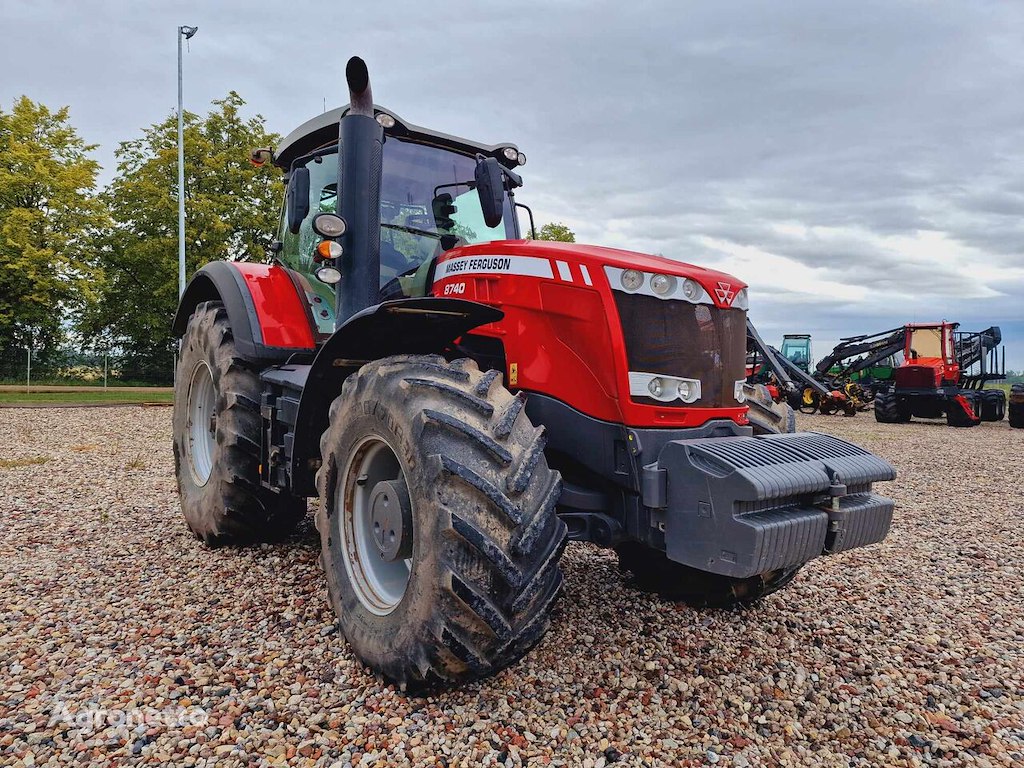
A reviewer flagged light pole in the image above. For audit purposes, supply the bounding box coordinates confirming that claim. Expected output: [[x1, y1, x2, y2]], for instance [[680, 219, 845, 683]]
[[177, 25, 198, 300]]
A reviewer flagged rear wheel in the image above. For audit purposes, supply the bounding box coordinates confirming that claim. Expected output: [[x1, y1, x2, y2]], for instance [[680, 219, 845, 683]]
[[946, 393, 981, 428], [979, 389, 1005, 422], [1009, 384, 1024, 429], [316, 355, 566, 688], [173, 301, 306, 546], [616, 542, 801, 608]]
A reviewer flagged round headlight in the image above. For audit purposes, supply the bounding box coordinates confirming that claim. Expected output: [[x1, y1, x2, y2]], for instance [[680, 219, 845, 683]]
[[648, 377, 664, 398], [312, 212, 347, 238], [503, 147, 519, 162], [650, 273, 677, 296], [315, 265, 342, 285], [621, 269, 644, 292], [375, 113, 396, 128], [677, 380, 693, 400], [516, 151, 527, 166], [682, 279, 701, 301]]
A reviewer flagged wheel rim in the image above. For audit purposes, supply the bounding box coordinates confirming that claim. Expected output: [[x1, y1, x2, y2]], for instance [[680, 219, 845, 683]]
[[338, 435, 413, 616], [185, 361, 217, 486]]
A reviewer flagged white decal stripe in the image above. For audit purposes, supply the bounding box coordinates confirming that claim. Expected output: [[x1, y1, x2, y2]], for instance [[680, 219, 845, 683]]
[[556, 260, 572, 282], [433, 255, 554, 281], [580, 264, 593, 286]]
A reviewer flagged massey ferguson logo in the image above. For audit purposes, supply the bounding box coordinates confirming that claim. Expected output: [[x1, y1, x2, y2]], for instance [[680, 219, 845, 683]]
[[714, 281, 735, 305]]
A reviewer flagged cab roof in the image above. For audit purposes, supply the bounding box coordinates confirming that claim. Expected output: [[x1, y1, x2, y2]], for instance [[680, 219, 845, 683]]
[[274, 104, 522, 172]]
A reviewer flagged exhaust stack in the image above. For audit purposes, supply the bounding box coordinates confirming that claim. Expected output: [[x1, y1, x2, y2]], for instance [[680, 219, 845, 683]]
[[335, 56, 384, 327]]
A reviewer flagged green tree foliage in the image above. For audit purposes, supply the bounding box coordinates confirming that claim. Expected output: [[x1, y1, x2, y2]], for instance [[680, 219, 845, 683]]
[[82, 93, 280, 381], [0, 97, 104, 371], [533, 222, 576, 242]]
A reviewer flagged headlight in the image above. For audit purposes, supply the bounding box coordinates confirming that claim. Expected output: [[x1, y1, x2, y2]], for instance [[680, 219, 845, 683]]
[[682, 279, 701, 301], [315, 265, 342, 284], [650, 274, 677, 296], [734, 380, 747, 403], [502, 146, 519, 162], [629, 372, 702, 404], [312, 212, 347, 238], [733, 288, 749, 310], [375, 113, 396, 128], [621, 269, 644, 292], [516, 151, 527, 166]]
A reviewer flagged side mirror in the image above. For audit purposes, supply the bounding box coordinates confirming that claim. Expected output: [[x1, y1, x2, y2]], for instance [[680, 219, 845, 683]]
[[286, 167, 310, 234], [474, 156, 505, 229]]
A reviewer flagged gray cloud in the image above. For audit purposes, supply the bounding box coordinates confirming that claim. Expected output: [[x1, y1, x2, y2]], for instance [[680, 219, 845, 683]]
[[2, 0, 1022, 366]]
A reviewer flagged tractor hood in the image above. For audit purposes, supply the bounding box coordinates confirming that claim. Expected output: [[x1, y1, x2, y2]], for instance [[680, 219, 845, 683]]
[[436, 240, 748, 311]]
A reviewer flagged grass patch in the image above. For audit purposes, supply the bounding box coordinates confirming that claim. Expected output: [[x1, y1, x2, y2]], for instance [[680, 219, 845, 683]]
[[0, 456, 50, 468], [126, 454, 147, 470], [0, 390, 174, 405]]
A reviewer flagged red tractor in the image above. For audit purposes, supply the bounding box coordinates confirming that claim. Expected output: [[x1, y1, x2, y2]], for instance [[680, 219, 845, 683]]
[[172, 58, 896, 688], [873, 322, 1006, 427]]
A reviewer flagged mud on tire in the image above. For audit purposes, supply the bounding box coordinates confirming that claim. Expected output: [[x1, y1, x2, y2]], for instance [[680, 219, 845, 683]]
[[173, 301, 307, 546], [315, 355, 566, 688]]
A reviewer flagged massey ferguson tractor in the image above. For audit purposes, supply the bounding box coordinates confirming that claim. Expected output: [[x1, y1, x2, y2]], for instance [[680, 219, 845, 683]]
[[873, 322, 1006, 427], [172, 58, 896, 688]]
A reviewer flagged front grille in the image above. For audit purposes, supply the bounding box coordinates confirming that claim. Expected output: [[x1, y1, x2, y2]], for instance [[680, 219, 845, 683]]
[[613, 293, 746, 407]]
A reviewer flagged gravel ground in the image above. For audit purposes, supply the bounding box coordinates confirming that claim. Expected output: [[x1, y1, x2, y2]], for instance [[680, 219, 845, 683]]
[[1, 407, 1022, 767]]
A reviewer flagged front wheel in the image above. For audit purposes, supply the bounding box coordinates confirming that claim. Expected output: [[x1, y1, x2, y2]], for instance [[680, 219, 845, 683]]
[[173, 301, 306, 546], [316, 355, 566, 688], [616, 543, 801, 608]]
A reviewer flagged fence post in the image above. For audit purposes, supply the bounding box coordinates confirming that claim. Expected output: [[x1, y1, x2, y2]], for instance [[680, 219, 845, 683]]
[[26, 347, 31, 394], [104, 354, 108, 390]]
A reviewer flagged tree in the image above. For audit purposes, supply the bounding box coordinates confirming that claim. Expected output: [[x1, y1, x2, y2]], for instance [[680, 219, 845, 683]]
[[533, 222, 576, 243], [0, 97, 104, 374], [83, 93, 281, 381]]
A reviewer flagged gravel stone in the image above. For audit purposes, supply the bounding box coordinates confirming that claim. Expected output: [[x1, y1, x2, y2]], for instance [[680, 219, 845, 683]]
[[1, 407, 1022, 766]]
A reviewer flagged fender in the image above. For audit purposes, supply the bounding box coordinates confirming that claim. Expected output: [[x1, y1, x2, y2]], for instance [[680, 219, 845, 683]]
[[172, 261, 317, 363], [288, 296, 503, 494]]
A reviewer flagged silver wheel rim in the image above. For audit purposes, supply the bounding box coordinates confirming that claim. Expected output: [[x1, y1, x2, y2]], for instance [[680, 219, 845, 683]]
[[338, 435, 412, 616], [185, 361, 217, 486]]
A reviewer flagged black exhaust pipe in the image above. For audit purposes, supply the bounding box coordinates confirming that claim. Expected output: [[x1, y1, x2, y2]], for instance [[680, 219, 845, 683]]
[[335, 56, 384, 327]]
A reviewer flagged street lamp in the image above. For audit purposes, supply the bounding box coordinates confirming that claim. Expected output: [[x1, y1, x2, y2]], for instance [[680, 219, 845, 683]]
[[177, 24, 198, 300]]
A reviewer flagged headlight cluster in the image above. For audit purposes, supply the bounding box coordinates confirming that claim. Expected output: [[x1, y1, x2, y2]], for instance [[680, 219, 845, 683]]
[[606, 267, 714, 305], [628, 372, 702, 404]]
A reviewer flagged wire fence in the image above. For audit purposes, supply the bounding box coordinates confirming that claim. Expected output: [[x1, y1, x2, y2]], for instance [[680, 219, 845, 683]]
[[0, 349, 176, 388]]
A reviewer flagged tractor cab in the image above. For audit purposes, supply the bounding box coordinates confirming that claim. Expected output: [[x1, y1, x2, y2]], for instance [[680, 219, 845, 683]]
[[780, 334, 812, 373], [897, 322, 959, 388], [271, 106, 526, 336]]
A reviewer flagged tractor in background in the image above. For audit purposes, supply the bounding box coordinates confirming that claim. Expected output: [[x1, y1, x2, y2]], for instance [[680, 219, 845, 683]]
[[780, 334, 813, 373], [873, 322, 1006, 427], [172, 57, 896, 688]]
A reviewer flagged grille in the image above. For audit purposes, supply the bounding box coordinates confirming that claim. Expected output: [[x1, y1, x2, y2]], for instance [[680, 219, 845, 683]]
[[613, 293, 746, 407]]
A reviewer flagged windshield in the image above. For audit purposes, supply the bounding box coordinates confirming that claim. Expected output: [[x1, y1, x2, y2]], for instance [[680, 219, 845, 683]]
[[279, 137, 518, 333], [908, 328, 943, 359]]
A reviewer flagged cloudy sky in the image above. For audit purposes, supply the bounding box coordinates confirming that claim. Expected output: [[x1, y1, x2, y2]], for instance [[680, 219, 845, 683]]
[[4, 0, 1023, 367]]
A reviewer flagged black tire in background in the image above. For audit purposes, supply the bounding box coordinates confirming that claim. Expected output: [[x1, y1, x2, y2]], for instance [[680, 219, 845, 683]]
[[1008, 384, 1024, 429], [978, 389, 1006, 422], [316, 355, 566, 688], [173, 301, 306, 546], [744, 384, 797, 435], [874, 390, 902, 423], [615, 542, 802, 609]]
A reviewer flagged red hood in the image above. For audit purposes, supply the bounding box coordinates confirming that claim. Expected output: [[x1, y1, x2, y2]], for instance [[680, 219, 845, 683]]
[[440, 239, 747, 302]]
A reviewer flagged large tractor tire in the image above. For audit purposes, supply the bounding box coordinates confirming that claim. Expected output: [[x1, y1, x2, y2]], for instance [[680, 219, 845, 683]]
[[316, 355, 566, 688], [743, 383, 796, 435], [173, 301, 307, 546], [978, 389, 1006, 422], [946, 393, 981, 428], [615, 542, 801, 609], [874, 390, 904, 423], [1009, 385, 1024, 429]]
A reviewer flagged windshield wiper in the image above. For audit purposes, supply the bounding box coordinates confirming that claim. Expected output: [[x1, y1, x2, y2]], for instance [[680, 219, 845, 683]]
[[381, 222, 442, 240]]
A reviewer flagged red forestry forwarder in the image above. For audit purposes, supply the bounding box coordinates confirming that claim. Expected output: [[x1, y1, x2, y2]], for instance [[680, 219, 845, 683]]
[[172, 58, 896, 687]]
